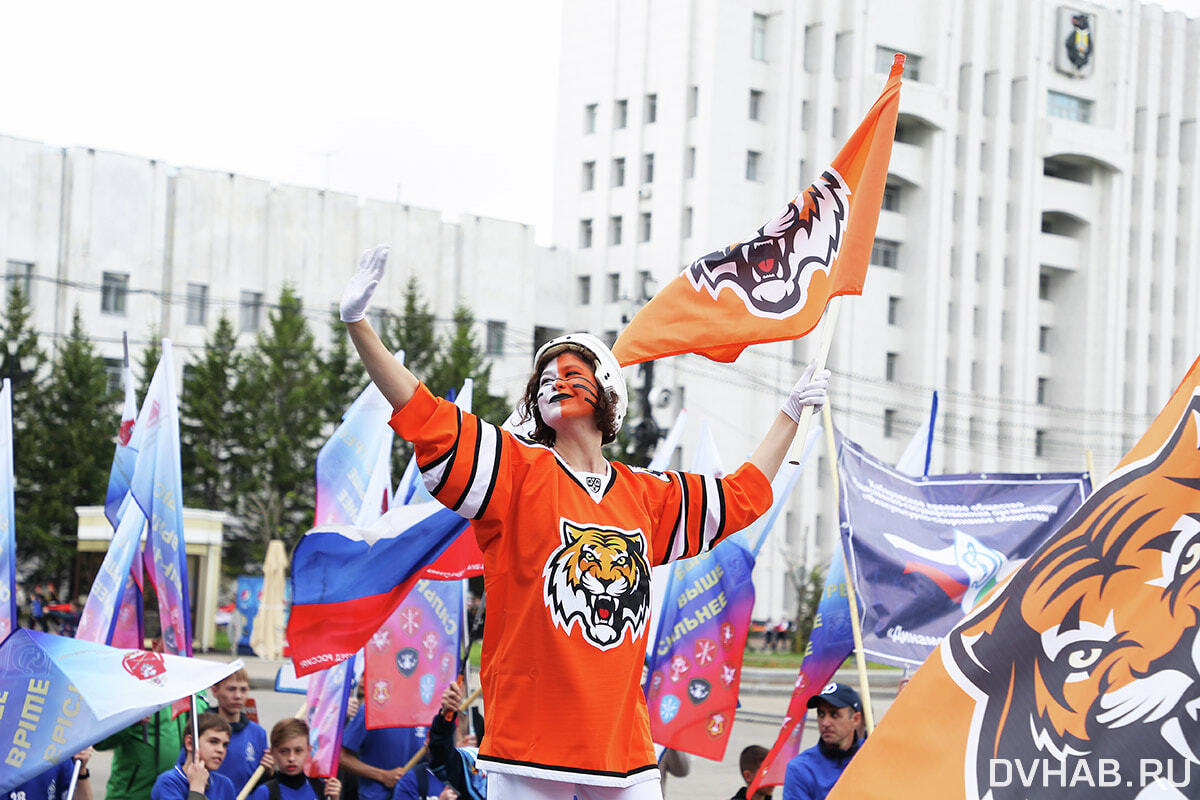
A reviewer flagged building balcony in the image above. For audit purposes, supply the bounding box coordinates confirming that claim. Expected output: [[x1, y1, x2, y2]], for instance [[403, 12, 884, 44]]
[[1037, 232, 1082, 270], [889, 141, 924, 186], [1040, 174, 1099, 221]]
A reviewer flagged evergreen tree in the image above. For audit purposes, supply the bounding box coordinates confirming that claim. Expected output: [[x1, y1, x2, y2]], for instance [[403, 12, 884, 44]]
[[319, 311, 366, 434], [384, 276, 438, 379], [428, 305, 509, 424], [0, 284, 48, 577], [23, 309, 116, 584], [238, 286, 326, 555], [137, 324, 162, 408], [180, 314, 242, 510]]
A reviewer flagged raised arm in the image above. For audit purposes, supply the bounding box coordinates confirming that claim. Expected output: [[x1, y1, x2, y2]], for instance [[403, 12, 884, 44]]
[[747, 360, 829, 481], [341, 245, 421, 410]]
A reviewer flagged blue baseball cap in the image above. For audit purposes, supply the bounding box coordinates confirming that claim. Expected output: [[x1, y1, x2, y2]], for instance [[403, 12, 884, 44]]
[[807, 682, 862, 712]]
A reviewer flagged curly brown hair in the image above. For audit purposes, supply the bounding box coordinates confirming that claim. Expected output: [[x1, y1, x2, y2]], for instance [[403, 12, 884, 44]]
[[518, 343, 620, 446]]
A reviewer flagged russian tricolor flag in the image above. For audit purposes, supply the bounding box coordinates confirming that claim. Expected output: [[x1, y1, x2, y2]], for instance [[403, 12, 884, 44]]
[[288, 500, 471, 676]]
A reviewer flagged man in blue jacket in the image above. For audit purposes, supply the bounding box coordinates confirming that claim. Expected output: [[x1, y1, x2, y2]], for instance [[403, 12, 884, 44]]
[[782, 683, 864, 800]]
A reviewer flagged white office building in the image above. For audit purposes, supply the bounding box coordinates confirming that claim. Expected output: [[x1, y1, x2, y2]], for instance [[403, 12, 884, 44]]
[[553, 0, 1200, 620]]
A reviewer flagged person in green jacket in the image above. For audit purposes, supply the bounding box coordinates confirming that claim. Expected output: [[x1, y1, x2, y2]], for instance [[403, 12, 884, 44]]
[[96, 699, 211, 800]]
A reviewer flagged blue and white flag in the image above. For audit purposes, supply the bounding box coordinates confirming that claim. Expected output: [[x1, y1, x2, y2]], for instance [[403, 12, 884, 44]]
[[104, 333, 138, 529], [130, 340, 191, 656], [838, 434, 1091, 666], [0, 380, 15, 640], [894, 390, 937, 477], [0, 629, 239, 793], [76, 505, 145, 645]]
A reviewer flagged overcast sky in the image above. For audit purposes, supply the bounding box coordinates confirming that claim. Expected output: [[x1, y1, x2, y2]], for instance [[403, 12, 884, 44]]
[[3, 1, 1198, 248], [1, 1, 563, 238]]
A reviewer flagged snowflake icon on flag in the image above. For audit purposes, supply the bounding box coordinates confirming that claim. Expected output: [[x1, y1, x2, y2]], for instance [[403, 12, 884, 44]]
[[695, 638, 716, 665], [669, 655, 690, 683], [370, 629, 391, 651], [399, 608, 422, 635]]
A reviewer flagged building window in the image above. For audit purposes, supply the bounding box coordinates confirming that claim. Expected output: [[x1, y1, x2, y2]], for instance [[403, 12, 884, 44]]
[[644, 93, 657, 124], [5, 260, 33, 299], [871, 239, 900, 268], [832, 107, 842, 137], [609, 215, 623, 246], [584, 103, 598, 134], [606, 273, 620, 303], [682, 207, 694, 238], [239, 290, 263, 333], [611, 157, 626, 187], [1037, 377, 1048, 405], [1034, 429, 1047, 458], [751, 12, 768, 61], [803, 24, 819, 72], [639, 212, 652, 243], [485, 320, 506, 356], [746, 150, 762, 181], [579, 219, 593, 249], [887, 296, 900, 325], [1047, 90, 1093, 124], [885, 352, 898, 382], [642, 153, 655, 184], [1038, 325, 1051, 353], [883, 408, 897, 438], [749, 89, 764, 121], [1039, 271, 1051, 300], [801, 100, 812, 131], [875, 46, 921, 81], [687, 85, 699, 118], [103, 358, 123, 396], [636, 269, 653, 302], [685, 147, 696, 179], [614, 99, 629, 129], [881, 182, 901, 212], [581, 161, 595, 191], [186, 282, 208, 326], [101, 272, 129, 316], [577, 275, 592, 305]]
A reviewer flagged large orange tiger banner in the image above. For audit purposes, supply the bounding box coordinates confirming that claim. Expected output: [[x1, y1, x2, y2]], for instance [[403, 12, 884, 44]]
[[829, 353, 1200, 800], [611, 55, 904, 367]]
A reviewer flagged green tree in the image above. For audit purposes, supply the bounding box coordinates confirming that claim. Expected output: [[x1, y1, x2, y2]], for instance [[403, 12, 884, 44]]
[[180, 314, 242, 510], [23, 309, 116, 584], [319, 311, 366, 434], [792, 564, 827, 655], [384, 276, 438, 379], [428, 305, 509, 424], [238, 286, 326, 555], [137, 324, 162, 408]]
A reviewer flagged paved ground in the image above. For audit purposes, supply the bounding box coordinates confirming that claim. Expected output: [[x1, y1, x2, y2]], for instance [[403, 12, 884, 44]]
[[86, 656, 900, 799]]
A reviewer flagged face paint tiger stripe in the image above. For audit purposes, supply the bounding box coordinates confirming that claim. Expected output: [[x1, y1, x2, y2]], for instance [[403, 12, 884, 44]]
[[542, 519, 651, 651]]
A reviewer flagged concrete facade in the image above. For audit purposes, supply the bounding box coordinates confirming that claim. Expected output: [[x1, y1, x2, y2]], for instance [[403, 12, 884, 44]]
[[553, 0, 1200, 620]]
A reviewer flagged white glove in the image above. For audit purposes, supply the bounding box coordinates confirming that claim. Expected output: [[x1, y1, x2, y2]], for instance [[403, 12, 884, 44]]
[[781, 359, 831, 423], [339, 244, 390, 323]]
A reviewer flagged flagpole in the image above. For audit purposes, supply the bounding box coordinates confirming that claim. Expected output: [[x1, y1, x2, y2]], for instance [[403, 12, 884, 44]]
[[64, 757, 82, 800], [1084, 449, 1096, 492], [786, 297, 843, 462], [820, 400, 875, 734], [394, 686, 484, 776]]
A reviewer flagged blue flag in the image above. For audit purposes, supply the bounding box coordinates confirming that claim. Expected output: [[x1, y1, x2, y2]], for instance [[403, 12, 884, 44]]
[[75, 506, 145, 645], [0, 629, 240, 792], [315, 379, 395, 527], [130, 340, 191, 656], [0, 381, 15, 640], [838, 434, 1091, 666]]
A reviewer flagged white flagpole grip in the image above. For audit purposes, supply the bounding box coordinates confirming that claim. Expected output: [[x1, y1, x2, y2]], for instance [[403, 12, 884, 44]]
[[787, 297, 843, 462], [64, 758, 83, 800]]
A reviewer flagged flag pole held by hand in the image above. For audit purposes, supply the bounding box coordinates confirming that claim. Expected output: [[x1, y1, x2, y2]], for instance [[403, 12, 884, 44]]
[[397, 686, 484, 776]]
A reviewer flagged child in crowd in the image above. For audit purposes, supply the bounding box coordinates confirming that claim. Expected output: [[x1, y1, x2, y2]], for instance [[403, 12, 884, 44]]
[[427, 683, 486, 800], [731, 745, 772, 799], [6, 748, 94, 800], [151, 713, 235, 800], [249, 719, 341, 800], [209, 669, 274, 792]]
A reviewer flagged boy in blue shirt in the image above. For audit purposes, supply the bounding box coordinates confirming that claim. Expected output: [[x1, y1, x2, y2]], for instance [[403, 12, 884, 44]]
[[210, 668, 273, 793], [6, 748, 93, 800], [151, 713, 236, 800], [249, 719, 341, 800]]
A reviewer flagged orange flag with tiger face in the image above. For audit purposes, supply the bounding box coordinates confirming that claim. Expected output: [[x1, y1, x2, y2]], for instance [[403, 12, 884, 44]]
[[828, 353, 1200, 800], [611, 55, 904, 367]]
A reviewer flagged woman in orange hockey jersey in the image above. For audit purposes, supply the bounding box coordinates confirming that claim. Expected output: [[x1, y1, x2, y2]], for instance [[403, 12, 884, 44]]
[[340, 245, 828, 800]]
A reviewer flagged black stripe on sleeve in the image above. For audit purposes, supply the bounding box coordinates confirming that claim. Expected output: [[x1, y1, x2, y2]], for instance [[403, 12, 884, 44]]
[[714, 478, 728, 544], [428, 407, 462, 497], [450, 416, 485, 513], [677, 473, 692, 560], [475, 428, 505, 520]]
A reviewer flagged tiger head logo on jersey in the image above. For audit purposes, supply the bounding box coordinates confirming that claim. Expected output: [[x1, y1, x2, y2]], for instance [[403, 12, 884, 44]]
[[685, 169, 850, 320], [543, 519, 651, 650], [946, 396, 1200, 799]]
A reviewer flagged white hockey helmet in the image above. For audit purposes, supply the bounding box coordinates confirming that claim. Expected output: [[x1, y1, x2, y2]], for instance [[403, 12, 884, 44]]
[[533, 332, 628, 441]]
